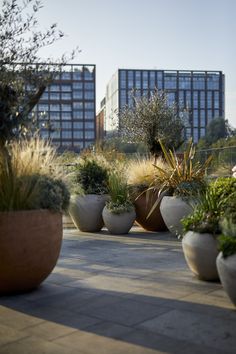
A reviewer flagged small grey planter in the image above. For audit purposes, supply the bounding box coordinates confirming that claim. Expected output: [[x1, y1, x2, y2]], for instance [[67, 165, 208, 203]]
[[217, 252, 236, 306], [69, 194, 107, 232], [102, 206, 136, 234], [160, 196, 193, 237], [182, 231, 219, 281]]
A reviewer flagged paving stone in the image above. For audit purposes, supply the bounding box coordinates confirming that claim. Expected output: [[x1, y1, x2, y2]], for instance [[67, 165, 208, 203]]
[[0, 323, 28, 347], [138, 308, 236, 352]]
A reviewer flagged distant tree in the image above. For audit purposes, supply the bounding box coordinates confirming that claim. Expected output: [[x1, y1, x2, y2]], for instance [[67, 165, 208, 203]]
[[118, 90, 184, 160], [0, 0, 78, 146], [197, 117, 235, 149]]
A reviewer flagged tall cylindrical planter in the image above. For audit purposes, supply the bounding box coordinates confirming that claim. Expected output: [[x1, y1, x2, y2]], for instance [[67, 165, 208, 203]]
[[160, 196, 193, 237], [0, 210, 62, 294], [217, 252, 236, 306], [69, 194, 107, 232], [182, 231, 219, 281], [102, 206, 136, 234], [134, 190, 167, 232]]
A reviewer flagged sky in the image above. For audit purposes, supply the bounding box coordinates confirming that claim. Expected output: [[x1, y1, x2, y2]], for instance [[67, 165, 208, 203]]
[[2, 0, 236, 125]]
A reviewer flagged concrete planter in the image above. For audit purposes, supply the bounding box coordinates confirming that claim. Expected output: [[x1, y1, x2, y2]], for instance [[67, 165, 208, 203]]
[[160, 196, 193, 237], [102, 206, 136, 234], [69, 194, 107, 232], [217, 252, 236, 306], [0, 210, 62, 294], [134, 190, 167, 232], [182, 231, 219, 281]]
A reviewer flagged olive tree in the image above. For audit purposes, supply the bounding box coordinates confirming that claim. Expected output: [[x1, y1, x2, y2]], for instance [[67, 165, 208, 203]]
[[118, 90, 184, 159], [0, 0, 77, 145]]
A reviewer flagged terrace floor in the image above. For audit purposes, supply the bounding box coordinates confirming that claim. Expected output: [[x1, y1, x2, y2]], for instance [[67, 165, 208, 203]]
[[0, 227, 236, 354]]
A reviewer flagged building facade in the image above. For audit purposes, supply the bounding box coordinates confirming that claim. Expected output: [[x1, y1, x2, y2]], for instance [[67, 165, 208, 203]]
[[34, 64, 96, 152], [105, 69, 225, 143], [96, 97, 106, 142]]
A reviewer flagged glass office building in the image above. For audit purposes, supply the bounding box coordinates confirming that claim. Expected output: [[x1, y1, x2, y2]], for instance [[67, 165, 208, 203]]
[[34, 64, 96, 152], [105, 69, 225, 143]]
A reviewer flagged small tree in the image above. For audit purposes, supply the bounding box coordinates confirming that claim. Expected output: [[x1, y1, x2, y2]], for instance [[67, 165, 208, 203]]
[[118, 90, 184, 160], [0, 0, 77, 145]]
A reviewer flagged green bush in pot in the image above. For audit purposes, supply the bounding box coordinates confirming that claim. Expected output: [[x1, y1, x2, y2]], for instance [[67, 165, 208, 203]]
[[68, 157, 110, 232]]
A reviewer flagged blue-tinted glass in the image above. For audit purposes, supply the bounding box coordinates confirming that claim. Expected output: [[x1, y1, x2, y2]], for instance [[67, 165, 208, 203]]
[[73, 91, 83, 99], [179, 91, 184, 108], [61, 72, 71, 80], [200, 91, 205, 108], [193, 76, 205, 90], [193, 128, 199, 143], [73, 71, 82, 80], [73, 111, 83, 119], [179, 76, 191, 89], [62, 104, 71, 111], [164, 74, 177, 89], [200, 110, 205, 126], [120, 71, 126, 89], [84, 91, 94, 100], [73, 131, 83, 139], [61, 93, 71, 100], [128, 71, 134, 89], [214, 92, 219, 109], [142, 71, 148, 89], [207, 92, 212, 108], [193, 92, 198, 108], [200, 128, 206, 137], [62, 121, 72, 129], [207, 75, 219, 90], [84, 82, 94, 90], [166, 92, 175, 106], [186, 91, 192, 108]]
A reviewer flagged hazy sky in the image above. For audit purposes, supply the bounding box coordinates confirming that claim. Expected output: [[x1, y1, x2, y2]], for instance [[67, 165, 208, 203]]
[[2, 0, 236, 125]]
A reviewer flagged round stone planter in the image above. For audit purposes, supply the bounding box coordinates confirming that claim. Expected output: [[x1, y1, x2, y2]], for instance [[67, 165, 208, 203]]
[[160, 196, 193, 237], [134, 190, 167, 232], [69, 194, 107, 232], [0, 209, 62, 294], [102, 206, 136, 234], [182, 231, 219, 281], [217, 252, 236, 306]]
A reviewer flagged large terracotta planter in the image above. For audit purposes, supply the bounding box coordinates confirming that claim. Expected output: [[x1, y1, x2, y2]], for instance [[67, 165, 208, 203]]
[[102, 206, 136, 234], [134, 190, 167, 232], [160, 196, 193, 237], [217, 252, 236, 306], [182, 231, 219, 281], [69, 194, 107, 232], [0, 209, 62, 294]]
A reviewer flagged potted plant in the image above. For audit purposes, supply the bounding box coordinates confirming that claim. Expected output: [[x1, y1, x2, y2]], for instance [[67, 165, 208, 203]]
[[127, 157, 168, 232], [103, 170, 136, 234], [181, 178, 236, 281], [68, 157, 109, 232], [149, 139, 211, 237], [0, 139, 70, 294], [217, 197, 236, 306]]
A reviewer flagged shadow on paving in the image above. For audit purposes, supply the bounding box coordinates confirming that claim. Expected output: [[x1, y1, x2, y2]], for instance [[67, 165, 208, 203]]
[[1, 229, 236, 353]]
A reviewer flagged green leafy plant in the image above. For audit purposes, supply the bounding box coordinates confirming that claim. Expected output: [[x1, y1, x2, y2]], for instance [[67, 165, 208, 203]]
[[71, 158, 109, 195], [182, 181, 236, 236], [106, 171, 133, 214], [146, 139, 211, 217]]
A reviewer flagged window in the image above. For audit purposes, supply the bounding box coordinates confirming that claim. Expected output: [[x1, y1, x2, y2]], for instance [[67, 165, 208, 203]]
[[73, 91, 83, 99], [200, 110, 205, 126], [84, 82, 94, 90], [73, 71, 82, 80], [186, 128, 192, 139], [73, 122, 83, 129], [50, 112, 60, 120], [207, 92, 212, 108], [186, 91, 192, 108], [51, 121, 60, 129], [200, 128, 206, 137], [84, 102, 94, 109], [178, 91, 184, 108], [166, 92, 175, 106], [200, 91, 205, 108], [142, 71, 148, 89], [214, 92, 219, 109], [193, 110, 198, 126], [73, 102, 83, 109], [50, 104, 60, 111], [164, 74, 177, 89], [120, 70, 126, 89], [61, 93, 71, 100], [85, 122, 94, 129], [61, 112, 72, 120], [85, 111, 94, 119], [61, 104, 71, 111], [157, 71, 163, 89], [50, 93, 60, 100], [62, 130, 72, 139], [61, 84, 71, 92], [61, 72, 71, 80], [193, 92, 198, 109], [73, 111, 83, 119], [62, 121, 72, 129], [73, 131, 83, 139], [84, 91, 94, 100], [193, 76, 205, 90], [128, 71, 134, 89], [84, 67, 94, 81], [38, 104, 48, 112], [50, 84, 60, 91], [41, 92, 49, 100], [85, 131, 95, 139], [214, 109, 219, 118], [207, 75, 219, 90], [149, 71, 156, 89], [73, 82, 83, 89], [135, 71, 141, 89], [179, 76, 191, 90], [51, 130, 60, 139], [193, 128, 199, 143]]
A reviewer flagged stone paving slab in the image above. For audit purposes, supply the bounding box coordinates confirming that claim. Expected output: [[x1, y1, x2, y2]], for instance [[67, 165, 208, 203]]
[[0, 226, 236, 354]]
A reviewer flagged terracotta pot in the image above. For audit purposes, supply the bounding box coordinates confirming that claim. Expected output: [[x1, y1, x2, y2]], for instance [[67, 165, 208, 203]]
[[102, 206, 136, 234], [182, 231, 219, 281], [217, 252, 236, 306], [0, 209, 62, 294], [69, 194, 107, 232], [134, 190, 167, 232], [160, 196, 193, 237]]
